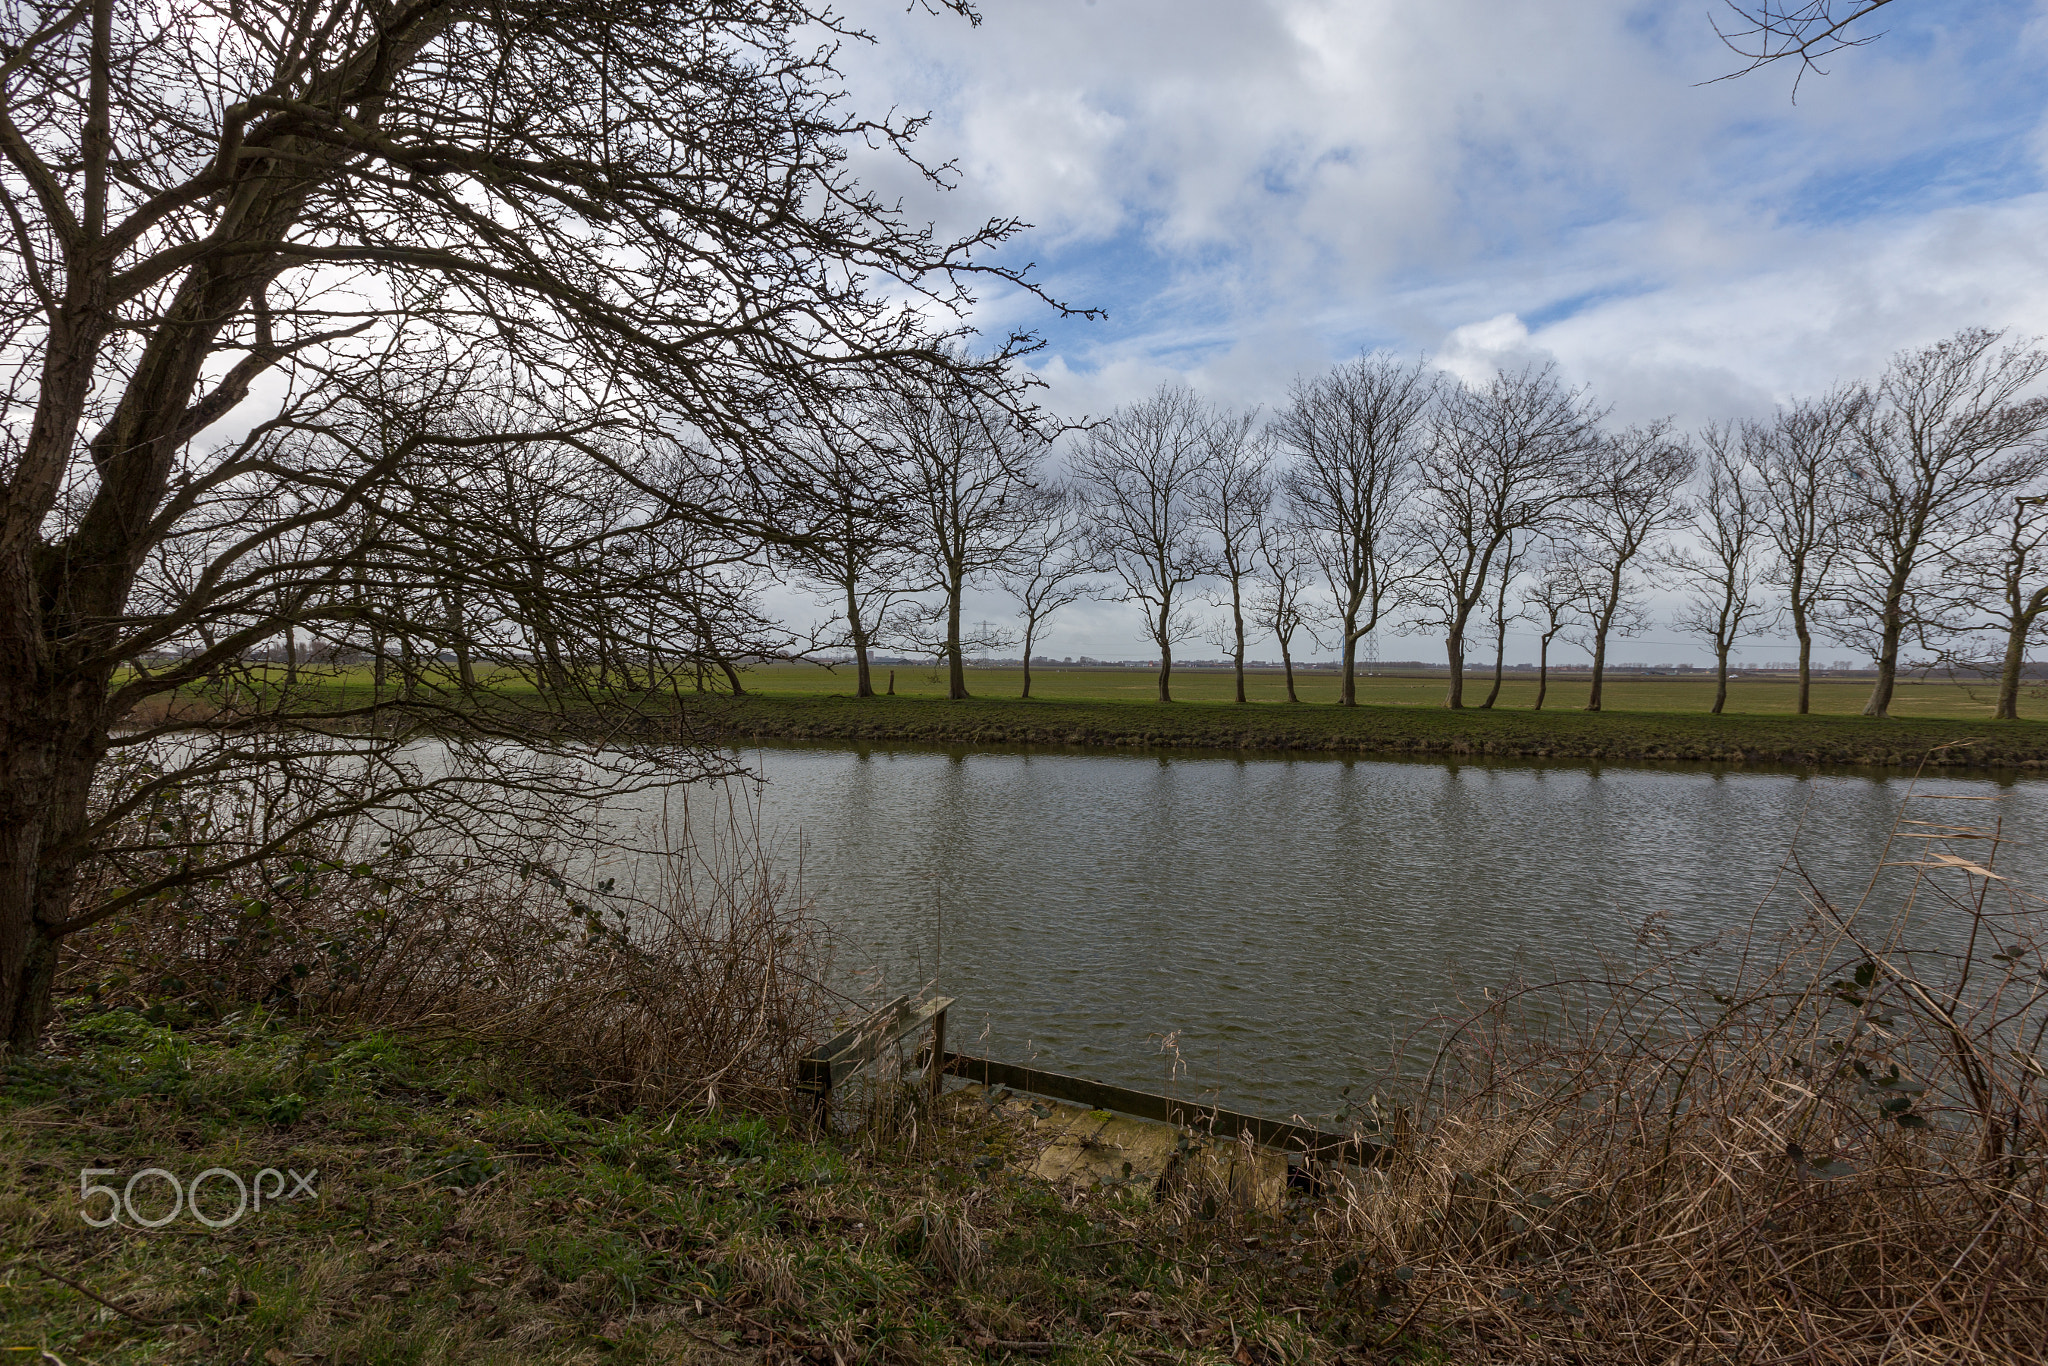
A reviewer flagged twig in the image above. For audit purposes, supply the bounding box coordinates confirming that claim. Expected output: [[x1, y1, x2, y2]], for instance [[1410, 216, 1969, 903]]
[[16, 1258, 188, 1327]]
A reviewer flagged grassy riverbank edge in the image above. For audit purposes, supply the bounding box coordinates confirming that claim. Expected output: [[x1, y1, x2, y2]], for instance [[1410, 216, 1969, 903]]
[[687, 692, 2048, 770], [0, 1011, 1428, 1365]]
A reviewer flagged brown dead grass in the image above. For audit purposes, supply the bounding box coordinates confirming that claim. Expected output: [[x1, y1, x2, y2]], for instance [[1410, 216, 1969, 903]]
[[1302, 788, 2048, 1363], [59, 811, 830, 1115]]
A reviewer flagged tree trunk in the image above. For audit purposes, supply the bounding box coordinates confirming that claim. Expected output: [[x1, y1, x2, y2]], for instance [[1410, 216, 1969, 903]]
[[0, 699, 103, 1050], [844, 580, 874, 698], [1713, 646, 1731, 714], [1586, 582, 1619, 713], [1863, 605, 1902, 717], [1480, 625, 1507, 709], [718, 655, 746, 696], [446, 592, 476, 691], [1021, 620, 1036, 699], [284, 624, 300, 688], [945, 567, 969, 701], [1535, 635, 1552, 711], [1788, 568, 1812, 715], [1280, 634, 1298, 703], [1586, 627, 1607, 712], [1231, 586, 1247, 704], [1795, 630, 1812, 713], [1996, 616, 2027, 721], [1339, 607, 1360, 707], [1156, 601, 1174, 702], [1443, 628, 1467, 709]]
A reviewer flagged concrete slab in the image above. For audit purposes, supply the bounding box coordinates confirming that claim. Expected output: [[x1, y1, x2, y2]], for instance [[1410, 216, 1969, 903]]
[[949, 1083, 1284, 1209]]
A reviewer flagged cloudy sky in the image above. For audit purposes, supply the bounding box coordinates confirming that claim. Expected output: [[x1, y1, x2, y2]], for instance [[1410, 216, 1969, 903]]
[[800, 0, 2048, 667]]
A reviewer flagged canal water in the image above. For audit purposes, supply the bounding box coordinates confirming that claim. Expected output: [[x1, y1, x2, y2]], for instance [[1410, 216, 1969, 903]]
[[643, 743, 2047, 1120]]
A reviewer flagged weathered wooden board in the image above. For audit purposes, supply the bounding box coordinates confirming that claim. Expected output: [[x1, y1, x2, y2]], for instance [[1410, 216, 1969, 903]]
[[798, 995, 953, 1096], [940, 1051, 1383, 1166]]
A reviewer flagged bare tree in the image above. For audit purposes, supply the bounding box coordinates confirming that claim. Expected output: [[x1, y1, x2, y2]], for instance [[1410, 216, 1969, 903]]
[[1830, 329, 2048, 718], [1925, 492, 2048, 721], [777, 420, 923, 699], [1070, 385, 1216, 703], [1476, 532, 1532, 709], [1273, 355, 1432, 706], [1193, 411, 1272, 704], [1670, 433, 1772, 714], [1252, 519, 1318, 703], [882, 365, 1046, 700], [996, 485, 1102, 700], [1409, 365, 1602, 709], [0, 0, 1062, 1048], [1753, 387, 1861, 713], [1569, 421, 1694, 711], [1523, 546, 1585, 712]]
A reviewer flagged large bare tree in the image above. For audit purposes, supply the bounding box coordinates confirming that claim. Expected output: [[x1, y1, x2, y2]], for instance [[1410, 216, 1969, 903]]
[[1272, 354, 1431, 706], [1830, 329, 2048, 718], [0, 0, 1059, 1048], [1070, 385, 1216, 703], [1568, 421, 1693, 712], [1752, 387, 1860, 713], [1409, 366, 1601, 709]]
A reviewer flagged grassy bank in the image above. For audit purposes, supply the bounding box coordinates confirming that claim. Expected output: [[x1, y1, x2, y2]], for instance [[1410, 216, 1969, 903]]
[[134, 662, 2048, 768], [0, 1012, 1433, 1365], [241, 661, 2038, 722], [689, 691, 2048, 770], [740, 662, 2035, 722]]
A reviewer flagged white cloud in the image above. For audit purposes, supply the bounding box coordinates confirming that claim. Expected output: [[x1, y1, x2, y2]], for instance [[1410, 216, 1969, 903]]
[[798, 0, 2048, 665]]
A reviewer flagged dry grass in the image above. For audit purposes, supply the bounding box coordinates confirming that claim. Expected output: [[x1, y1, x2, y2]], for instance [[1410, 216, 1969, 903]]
[[59, 806, 831, 1115], [1301, 790, 2048, 1363]]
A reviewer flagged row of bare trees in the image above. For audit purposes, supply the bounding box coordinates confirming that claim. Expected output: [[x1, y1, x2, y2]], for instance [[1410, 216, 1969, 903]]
[[792, 328, 2048, 719]]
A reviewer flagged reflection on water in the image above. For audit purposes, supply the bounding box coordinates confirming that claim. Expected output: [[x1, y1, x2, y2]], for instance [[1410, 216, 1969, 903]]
[[646, 744, 2045, 1118]]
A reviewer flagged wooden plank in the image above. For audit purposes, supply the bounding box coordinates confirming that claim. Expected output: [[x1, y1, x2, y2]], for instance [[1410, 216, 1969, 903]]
[[940, 1052, 1385, 1165], [798, 995, 954, 1095], [799, 994, 909, 1093]]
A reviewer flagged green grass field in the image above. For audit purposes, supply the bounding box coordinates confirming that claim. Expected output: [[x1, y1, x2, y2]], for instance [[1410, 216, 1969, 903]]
[[157, 660, 2048, 768], [741, 661, 2030, 722]]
